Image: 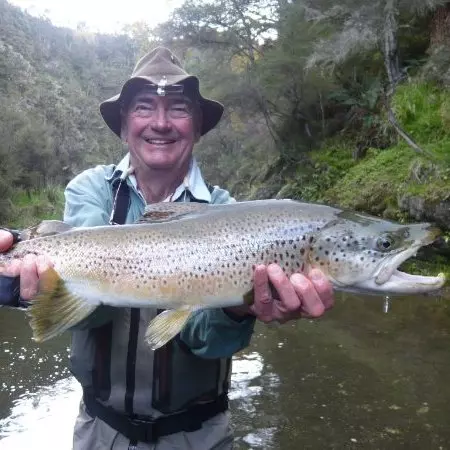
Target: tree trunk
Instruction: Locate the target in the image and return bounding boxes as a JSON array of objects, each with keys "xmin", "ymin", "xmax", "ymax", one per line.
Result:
[
  {"xmin": 429, "ymin": 2, "xmax": 450, "ymax": 49},
  {"xmin": 383, "ymin": 0, "xmax": 402, "ymax": 91}
]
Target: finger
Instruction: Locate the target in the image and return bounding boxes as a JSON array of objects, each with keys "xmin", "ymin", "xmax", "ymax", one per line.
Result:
[
  {"xmin": 290, "ymin": 273, "xmax": 325, "ymax": 318},
  {"xmin": 267, "ymin": 264, "xmax": 301, "ymax": 313},
  {"xmin": 0, "ymin": 230, "xmax": 14, "ymax": 252},
  {"xmin": 1, "ymin": 259, "xmax": 22, "ymax": 277},
  {"xmin": 308, "ymin": 268, "xmax": 334, "ymax": 311},
  {"xmin": 36, "ymin": 255, "xmax": 53, "ymax": 275},
  {"xmin": 20, "ymin": 254, "xmax": 39, "ymax": 300},
  {"xmin": 251, "ymin": 265, "xmax": 274, "ymax": 322}
]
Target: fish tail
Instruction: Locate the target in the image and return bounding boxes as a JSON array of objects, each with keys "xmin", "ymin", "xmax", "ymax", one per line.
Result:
[
  {"xmin": 28, "ymin": 267, "xmax": 96, "ymax": 342},
  {"xmin": 145, "ymin": 307, "xmax": 194, "ymax": 350}
]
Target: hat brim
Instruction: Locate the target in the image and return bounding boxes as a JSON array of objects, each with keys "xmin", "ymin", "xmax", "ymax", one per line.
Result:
[{"xmin": 100, "ymin": 76, "xmax": 223, "ymax": 137}]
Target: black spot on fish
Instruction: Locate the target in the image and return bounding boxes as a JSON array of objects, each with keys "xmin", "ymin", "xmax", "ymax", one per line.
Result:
[{"xmin": 300, "ymin": 248, "xmax": 305, "ymax": 255}]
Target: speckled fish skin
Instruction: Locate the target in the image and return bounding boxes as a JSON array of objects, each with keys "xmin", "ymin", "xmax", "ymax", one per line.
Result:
[
  {"xmin": 1, "ymin": 199, "xmax": 445, "ymax": 309},
  {"xmin": 1, "ymin": 199, "xmax": 446, "ymax": 346}
]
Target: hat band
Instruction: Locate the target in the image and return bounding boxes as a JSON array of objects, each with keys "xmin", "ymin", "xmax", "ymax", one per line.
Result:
[{"xmin": 144, "ymin": 79, "xmax": 185, "ymax": 97}]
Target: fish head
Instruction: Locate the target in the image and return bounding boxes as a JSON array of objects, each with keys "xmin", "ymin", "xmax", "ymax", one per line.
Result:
[{"xmin": 309, "ymin": 211, "xmax": 445, "ymax": 294}]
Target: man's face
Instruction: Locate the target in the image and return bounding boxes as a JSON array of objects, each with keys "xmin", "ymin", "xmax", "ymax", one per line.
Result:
[{"xmin": 122, "ymin": 89, "xmax": 201, "ymax": 173}]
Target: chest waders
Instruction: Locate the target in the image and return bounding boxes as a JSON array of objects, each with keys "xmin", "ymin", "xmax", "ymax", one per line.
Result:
[{"xmin": 82, "ymin": 179, "xmax": 232, "ymax": 446}]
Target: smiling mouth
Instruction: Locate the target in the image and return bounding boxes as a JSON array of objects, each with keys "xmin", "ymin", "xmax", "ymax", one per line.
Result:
[{"xmin": 143, "ymin": 138, "xmax": 176, "ymax": 145}]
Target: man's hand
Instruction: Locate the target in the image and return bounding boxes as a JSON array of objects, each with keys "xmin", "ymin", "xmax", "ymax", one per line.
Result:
[
  {"xmin": 0, "ymin": 229, "xmax": 52, "ymax": 301},
  {"xmin": 226, "ymin": 264, "xmax": 334, "ymax": 323}
]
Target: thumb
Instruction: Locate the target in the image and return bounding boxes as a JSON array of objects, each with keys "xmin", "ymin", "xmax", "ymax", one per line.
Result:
[{"xmin": 0, "ymin": 230, "xmax": 14, "ymax": 252}]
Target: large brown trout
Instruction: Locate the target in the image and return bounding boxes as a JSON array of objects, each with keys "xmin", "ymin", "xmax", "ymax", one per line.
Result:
[{"xmin": 0, "ymin": 200, "xmax": 445, "ymax": 349}]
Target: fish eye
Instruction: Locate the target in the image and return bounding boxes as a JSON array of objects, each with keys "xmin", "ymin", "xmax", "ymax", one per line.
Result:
[{"xmin": 376, "ymin": 234, "xmax": 395, "ymax": 251}]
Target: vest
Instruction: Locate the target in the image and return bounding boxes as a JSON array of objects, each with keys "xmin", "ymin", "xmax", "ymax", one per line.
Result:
[{"xmin": 74, "ymin": 178, "xmax": 232, "ymax": 418}]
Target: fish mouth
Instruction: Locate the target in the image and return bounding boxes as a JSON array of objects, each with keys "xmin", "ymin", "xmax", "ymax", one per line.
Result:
[{"xmin": 373, "ymin": 226, "xmax": 445, "ymax": 293}]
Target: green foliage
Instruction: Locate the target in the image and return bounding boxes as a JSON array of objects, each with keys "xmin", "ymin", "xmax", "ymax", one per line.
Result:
[
  {"xmin": 0, "ymin": 0, "xmax": 134, "ymax": 224},
  {"xmin": 392, "ymin": 82, "xmax": 450, "ymax": 146},
  {"xmin": 322, "ymin": 145, "xmax": 416, "ymax": 216},
  {"xmin": 6, "ymin": 186, "xmax": 65, "ymax": 229}
]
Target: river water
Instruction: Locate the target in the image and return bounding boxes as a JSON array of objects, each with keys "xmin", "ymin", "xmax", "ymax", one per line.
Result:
[{"xmin": 1, "ymin": 290, "xmax": 450, "ymax": 449}]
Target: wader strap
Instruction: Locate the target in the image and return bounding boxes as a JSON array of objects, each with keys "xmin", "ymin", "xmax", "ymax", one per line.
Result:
[
  {"xmin": 111, "ymin": 180, "xmax": 131, "ymax": 225},
  {"xmin": 110, "ymin": 180, "xmax": 141, "ymax": 418},
  {"xmin": 83, "ymin": 389, "xmax": 228, "ymax": 444}
]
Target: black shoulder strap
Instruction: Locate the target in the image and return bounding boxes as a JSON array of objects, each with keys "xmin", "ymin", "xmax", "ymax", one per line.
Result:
[{"xmin": 112, "ymin": 181, "xmax": 131, "ymax": 225}]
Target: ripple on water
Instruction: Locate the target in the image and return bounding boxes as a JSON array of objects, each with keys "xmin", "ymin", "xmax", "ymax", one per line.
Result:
[{"xmin": 0, "ymin": 377, "xmax": 81, "ymax": 449}]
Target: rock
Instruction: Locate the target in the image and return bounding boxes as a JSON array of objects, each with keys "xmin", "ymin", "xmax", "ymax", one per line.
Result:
[{"xmin": 398, "ymin": 195, "xmax": 450, "ymax": 231}]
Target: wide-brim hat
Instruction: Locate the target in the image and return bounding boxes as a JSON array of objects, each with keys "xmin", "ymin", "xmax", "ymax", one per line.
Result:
[{"xmin": 100, "ymin": 47, "xmax": 224, "ymax": 137}]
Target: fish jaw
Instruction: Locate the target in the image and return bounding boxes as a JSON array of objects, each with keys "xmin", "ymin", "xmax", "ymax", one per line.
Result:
[{"xmin": 359, "ymin": 270, "xmax": 446, "ymax": 294}]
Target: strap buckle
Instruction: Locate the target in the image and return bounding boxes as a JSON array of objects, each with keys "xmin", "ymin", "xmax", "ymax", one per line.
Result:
[{"xmin": 127, "ymin": 417, "xmax": 156, "ymax": 443}]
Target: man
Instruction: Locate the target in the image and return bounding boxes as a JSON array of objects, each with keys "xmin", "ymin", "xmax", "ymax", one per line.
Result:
[{"xmin": 0, "ymin": 47, "xmax": 333, "ymax": 449}]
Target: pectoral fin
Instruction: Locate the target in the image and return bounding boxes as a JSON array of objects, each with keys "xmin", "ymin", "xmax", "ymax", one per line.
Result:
[
  {"xmin": 145, "ymin": 307, "xmax": 194, "ymax": 350},
  {"xmin": 28, "ymin": 267, "xmax": 96, "ymax": 342}
]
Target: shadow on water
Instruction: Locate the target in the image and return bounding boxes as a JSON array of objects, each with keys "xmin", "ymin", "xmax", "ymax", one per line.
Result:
[{"xmin": 1, "ymin": 289, "xmax": 450, "ymax": 449}]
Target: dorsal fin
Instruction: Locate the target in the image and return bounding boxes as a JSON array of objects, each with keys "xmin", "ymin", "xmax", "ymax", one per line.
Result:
[
  {"xmin": 20, "ymin": 220, "xmax": 73, "ymax": 241},
  {"xmin": 139, "ymin": 202, "xmax": 210, "ymax": 223}
]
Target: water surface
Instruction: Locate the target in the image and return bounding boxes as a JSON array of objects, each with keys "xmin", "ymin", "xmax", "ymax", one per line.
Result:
[{"xmin": 1, "ymin": 291, "xmax": 450, "ymax": 449}]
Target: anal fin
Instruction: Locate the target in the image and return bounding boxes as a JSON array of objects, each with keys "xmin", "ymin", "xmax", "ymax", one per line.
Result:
[{"xmin": 28, "ymin": 267, "xmax": 96, "ymax": 342}]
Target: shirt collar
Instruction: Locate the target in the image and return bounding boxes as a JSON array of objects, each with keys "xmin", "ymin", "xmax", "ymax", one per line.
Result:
[
  {"xmin": 106, "ymin": 153, "xmax": 131, "ymax": 182},
  {"xmin": 106, "ymin": 153, "xmax": 212, "ymax": 203}
]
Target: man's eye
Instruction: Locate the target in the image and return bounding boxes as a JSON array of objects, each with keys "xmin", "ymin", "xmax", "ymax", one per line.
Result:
[
  {"xmin": 136, "ymin": 104, "xmax": 151, "ymax": 111},
  {"xmin": 172, "ymin": 105, "xmax": 189, "ymax": 111}
]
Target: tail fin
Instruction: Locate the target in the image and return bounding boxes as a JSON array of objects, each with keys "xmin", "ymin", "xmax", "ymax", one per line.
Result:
[{"xmin": 28, "ymin": 267, "xmax": 96, "ymax": 342}]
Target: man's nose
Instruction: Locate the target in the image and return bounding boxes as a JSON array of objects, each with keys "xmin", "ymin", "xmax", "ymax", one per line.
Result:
[{"xmin": 149, "ymin": 107, "xmax": 172, "ymax": 131}]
